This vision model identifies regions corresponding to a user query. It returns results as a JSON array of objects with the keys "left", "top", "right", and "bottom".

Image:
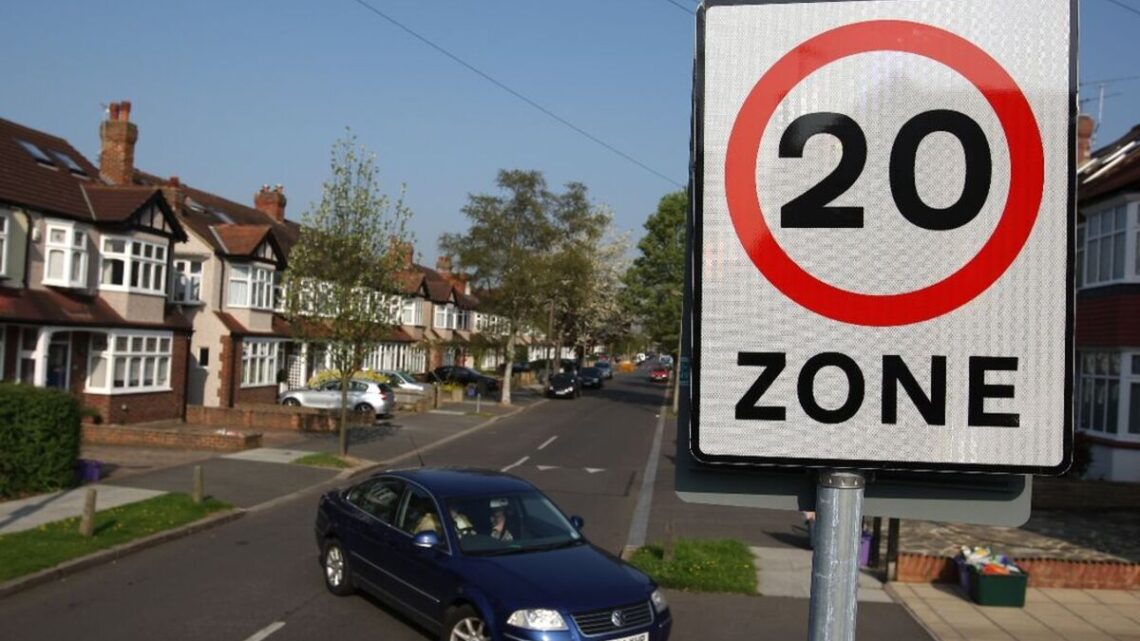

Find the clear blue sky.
[{"left": 1, "top": 1, "right": 1136, "bottom": 263}]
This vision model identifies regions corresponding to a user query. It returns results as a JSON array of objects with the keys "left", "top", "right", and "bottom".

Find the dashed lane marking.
[{"left": 501, "top": 456, "right": 529, "bottom": 472}]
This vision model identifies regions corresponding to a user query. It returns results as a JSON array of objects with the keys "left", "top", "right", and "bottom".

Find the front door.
[{"left": 46, "top": 333, "right": 71, "bottom": 390}]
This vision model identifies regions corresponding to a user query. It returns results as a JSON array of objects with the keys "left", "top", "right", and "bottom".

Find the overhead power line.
[
  {"left": 662, "top": 0, "right": 696, "bottom": 15},
  {"left": 1100, "top": 0, "right": 1140, "bottom": 19},
  {"left": 1080, "top": 75, "right": 1140, "bottom": 87},
  {"left": 347, "top": 0, "right": 684, "bottom": 188}
]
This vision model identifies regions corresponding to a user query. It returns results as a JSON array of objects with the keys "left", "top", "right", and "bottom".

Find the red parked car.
[{"left": 649, "top": 366, "right": 670, "bottom": 383}]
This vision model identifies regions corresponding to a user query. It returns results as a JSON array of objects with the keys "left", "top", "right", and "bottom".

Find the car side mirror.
[
  {"left": 570, "top": 515, "right": 585, "bottom": 530},
  {"left": 413, "top": 531, "right": 441, "bottom": 549}
]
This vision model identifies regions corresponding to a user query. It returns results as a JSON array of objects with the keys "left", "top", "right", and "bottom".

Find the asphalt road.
[{"left": 0, "top": 370, "right": 930, "bottom": 641}]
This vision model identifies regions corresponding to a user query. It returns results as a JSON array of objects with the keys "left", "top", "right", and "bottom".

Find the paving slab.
[
  {"left": 752, "top": 546, "right": 894, "bottom": 602},
  {"left": 891, "top": 583, "right": 1140, "bottom": 641},
  {"left": 0, "top": 484, "right": 166, "bottom": 534}
]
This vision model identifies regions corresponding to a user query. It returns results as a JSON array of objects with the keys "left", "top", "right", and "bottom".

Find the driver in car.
[{"left": 490, "top": 507, "right": 514, "bottom": 541}]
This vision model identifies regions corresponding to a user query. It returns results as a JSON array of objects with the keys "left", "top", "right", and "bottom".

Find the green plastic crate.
[{"left": 967, "top": 565, "right": 1028, "bottom": 607}]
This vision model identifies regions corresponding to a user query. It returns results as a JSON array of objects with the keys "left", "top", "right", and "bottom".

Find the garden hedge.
[{"left": 0, "top": 383, "right": 81, "bottom": 498}]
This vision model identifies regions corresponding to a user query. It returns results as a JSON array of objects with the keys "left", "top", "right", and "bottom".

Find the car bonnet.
[{"left": 459, "top": 544, "right": 651, "bottom": 614}]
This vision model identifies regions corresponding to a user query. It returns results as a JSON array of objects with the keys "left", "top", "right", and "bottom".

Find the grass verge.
[
  {"left": 629, "top": 538, "right": 757, "bottom": 594},
  {"left": 0, "top": 493, "right": 230, "bottom": 583},
  {"left": 293, "top": 452, "right": 352, "bottom": 469}
]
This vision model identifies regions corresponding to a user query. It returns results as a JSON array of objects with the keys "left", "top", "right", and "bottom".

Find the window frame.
[
  {"left": 1076, "top": 350, "right": 1140, "bottom": 443},
  {"left": 86, "top": 330, "right": 173, "bottom": 394},
  {"left": 42, "top": 221, "right": 89, "bottom": 288},
  {"left": 172, "top": 258, "right": 204, "bottom": 304},
  {"left": 228, "top": 263, "right": 277, "bottom": 310},
  {"left": 98, "top": 235, "right": 169, "bottom": 296},
  {"left": 402, "top": 298, "right": 423, "bottom": 326},
  {"left": 1078, "top": 201, "right": 1139, "bottom": 290},
  {"left": 0, "top": 210, "right": 9, "bottom": 277},
  {"left": 240, "top": 338, "right": 282, "bottom": 388}
]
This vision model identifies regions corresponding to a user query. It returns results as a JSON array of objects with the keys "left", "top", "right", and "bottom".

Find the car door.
[
  {"left": 387, "top": 483, "right": 454, "bottom": 625},
  {"left": 312, "top": 380, "right": 341, "bottom": 408},
  {"left": 340, "top": 477, "right": 405, "bottom": 595}
]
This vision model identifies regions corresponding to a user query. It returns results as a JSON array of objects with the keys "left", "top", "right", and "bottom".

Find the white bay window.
[
  {"left": 1077, "top": 351, "right": 1140, "bottom": 440},
  {"left": 242, "top": 339, "right": 281, "bottom": 387},
  {"left": 1078, "top": 201, "right": 1140, "bottom": 289},
  {"left": 229, "top": 263, "right": 276, "bottom": 310},
  {"left": 99, "top": 237, "right": 168, "bottom": 295},
  {"left": 87, "top": 331, "right": 172, "bottom": 393}
]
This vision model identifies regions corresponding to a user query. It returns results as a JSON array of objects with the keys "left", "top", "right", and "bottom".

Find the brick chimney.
[
  {"left": 161, "top": 176, "right": 185, "bottom": 215},
  {"left": 1077, "top": 114, "right": 1095, "bottom": 164},
  {"left": 99, "top": 100, "right": 138, "bottom": 186},
  {"left": 389, "top": 237, "right": 415, "bottom": 268},
  {"left": 254, "top": 184, "right": 287, "bottom": 222},
  {"left": 435, "top": 255, "right": 452, "bottom": 274}
]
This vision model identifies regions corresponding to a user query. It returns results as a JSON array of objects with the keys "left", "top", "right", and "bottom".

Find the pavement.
[{"left": 3, "top": 379, "right": 1140, "bottom": 641}]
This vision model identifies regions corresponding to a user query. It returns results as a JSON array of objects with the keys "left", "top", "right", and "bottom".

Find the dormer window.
[
  {"left": 43, "top": 222, "right": 88, "bottom": 288},
  {"left": 228, "top": 263, "right": 275, "bottom": 310},
  {"left": 99, "top": 236, "right": 167, "bottom": 295}
]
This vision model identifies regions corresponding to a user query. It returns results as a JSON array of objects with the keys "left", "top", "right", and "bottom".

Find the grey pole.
[{"left": 808, "top": 470, "right": 866, "bottom": 641}]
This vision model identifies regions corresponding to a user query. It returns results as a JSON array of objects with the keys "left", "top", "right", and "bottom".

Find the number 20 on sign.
[{"left": 692, "top": 0, "right": 1074, "bottom": 473}]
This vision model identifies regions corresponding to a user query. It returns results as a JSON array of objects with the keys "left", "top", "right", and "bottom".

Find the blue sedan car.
[{"left": 315, "top": 468, "right": 671, "bottom": 641}]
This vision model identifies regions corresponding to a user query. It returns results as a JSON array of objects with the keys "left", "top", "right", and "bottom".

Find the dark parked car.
[
  {"left": 578, "top": 367, "right": 604, "bottom": 389},
  {"left": 315, "top": 468, "right": 672, "bottom": 641},
  {"left": 546, "top": 371, "right": 581, "bottom": 398},
  {"left": 431, "top": 366, "right": 500, "bottom": 392}
]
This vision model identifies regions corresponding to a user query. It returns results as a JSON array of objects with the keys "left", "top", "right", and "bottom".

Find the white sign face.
[{"left": 693, "top": 0, "right": 1074, "bottom": 473}]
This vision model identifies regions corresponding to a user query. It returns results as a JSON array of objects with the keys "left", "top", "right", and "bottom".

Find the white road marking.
[
  {"left": 537, "top": 435, "right": 558, "bottom": 450},
  {"left": 501, "top": 456, "right": 529, "bottom": 472},
  {"left": 584, "top": 467, "right": 605, "bottom": 474},
  {"left": 536, "top": 465, "right": 560, "bottom": 471},
  {"left": 625, "top": 400, "right": 666, "bottom": 550},
  {"left": 242, "top": 622, "right": 285, "bottom": 641}
]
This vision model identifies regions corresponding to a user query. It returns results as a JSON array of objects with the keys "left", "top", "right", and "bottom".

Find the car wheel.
[
  {"left": 442, "top": 605, "right": 490, "bottom": 641},
  {"left": 283, "top": 398, "right": 301, "bottom": 407},
  {"left": 353, "top": 402, "right": 374, "bottom": 414},
  {"left": 322, "top": 538, "right": 354, "bottom": 596}
]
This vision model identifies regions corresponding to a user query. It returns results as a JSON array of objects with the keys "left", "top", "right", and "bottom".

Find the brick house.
[
  {"left": 1075, "top": 115, "right": 1140, "bottom": 481},
  {"left": 0, "top": 111, "right": 192, "bottom": 424},
  {"left": 2, "top": 102, "right": 521, "bottom": 422}
]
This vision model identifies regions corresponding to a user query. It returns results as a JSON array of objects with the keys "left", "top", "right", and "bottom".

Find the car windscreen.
[
  {"left": 580, "top": 367, "right": 601, "bottom": 376},
  {"left": 446, "top": 491, "right": 582, "bottom": 556}
]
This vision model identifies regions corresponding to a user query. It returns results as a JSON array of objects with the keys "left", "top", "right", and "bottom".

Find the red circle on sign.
[{"left": 725, "top": 20, "right": 1045, "bottom": 326}]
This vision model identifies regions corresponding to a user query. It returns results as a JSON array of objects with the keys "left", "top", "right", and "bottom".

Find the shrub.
[
  {"left": 305, "top": 368, "right": 391, "bottom": 389},
  {"left": 0, "top": 384, "right": 82, "bottom": 499}
]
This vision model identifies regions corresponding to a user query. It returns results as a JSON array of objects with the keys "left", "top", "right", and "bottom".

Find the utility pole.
[{"left": 545, "top": 298, "right": 555, "bottom": 383}]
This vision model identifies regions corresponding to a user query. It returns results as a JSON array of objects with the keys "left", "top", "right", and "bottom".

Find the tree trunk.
[
  {"left": 501, "top": 332, "right": 515, "bottom": 406},
  {"left": 339, "top": 373, "right": 350, "bottom": 457}
]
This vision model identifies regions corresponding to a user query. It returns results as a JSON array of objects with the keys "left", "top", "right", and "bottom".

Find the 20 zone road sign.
[{"left": 691, "top": 0, "right": 1075, "bottom": 473}]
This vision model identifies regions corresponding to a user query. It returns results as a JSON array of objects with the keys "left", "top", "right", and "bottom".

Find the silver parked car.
[
  {"left": 279, "top": 379, "right": 395, "bottom": 417},
  {"left": 376, "top": 369, "right": 426, "bottom": 393}
]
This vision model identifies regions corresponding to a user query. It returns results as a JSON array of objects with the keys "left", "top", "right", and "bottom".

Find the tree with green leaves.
[
  {"left": 442, "top": 169, "right": 601, "bottom": 405},
  {"left": 624, "top": 190, "right": 686, "bottom": 351},
  {"left": 283, "top": 132, "right": 413, "bottom": 456}
]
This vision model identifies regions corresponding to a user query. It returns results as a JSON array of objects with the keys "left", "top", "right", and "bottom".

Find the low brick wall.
[
  {"left": 82, "top": 425, "right": 261, "bottom": 451},
  {"left": 897, "top": 552, "right": 1140, "bottom": 590},
  {"left": 185, "top": 404, "right": 370, "bottom": 433}
]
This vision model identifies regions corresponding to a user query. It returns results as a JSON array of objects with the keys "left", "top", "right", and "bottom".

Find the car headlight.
[
  {"left": 507, "top": 609, "right": 567, "bottom": 631},
  {"left": 651, "top": 589, "right": 669, "bottom": 614}
]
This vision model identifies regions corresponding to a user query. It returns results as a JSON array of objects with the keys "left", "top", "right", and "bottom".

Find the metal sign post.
[{"left": 808, "top": 471, "right": 865, "bottom": 641}]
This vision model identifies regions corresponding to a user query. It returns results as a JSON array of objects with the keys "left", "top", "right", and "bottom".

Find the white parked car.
[
  {"left": 278, "top": 379, "right": 395, "bottom": 417},
  {"left": 377, "top": 369, "right": 426, "bottom": 393}
]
